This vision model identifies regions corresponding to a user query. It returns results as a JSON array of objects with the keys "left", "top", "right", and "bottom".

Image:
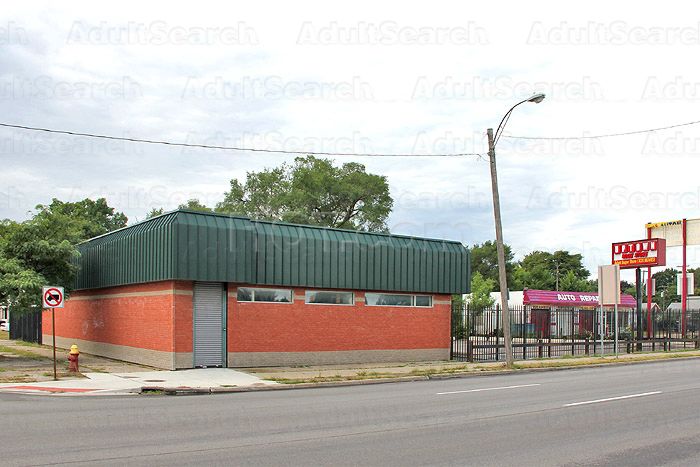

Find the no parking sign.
[{"left": 42, "top": 286, "right": 64, "bottom": 308}]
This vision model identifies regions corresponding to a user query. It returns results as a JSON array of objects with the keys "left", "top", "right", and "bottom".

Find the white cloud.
[{"left": 1, "top": 0, "right": 700, "bottom": 277}]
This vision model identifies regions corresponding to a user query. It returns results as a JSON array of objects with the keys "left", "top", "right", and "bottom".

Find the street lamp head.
[{"left": 527, "top": 93, "right": 546, "bottom": 104}]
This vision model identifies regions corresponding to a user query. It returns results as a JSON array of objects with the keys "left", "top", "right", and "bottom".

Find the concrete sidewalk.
[
  {"left": 4, "top": 329, "right": 700, "bottom": 396},
  {"left": 0, "top": 368, "right": 278, "bottom": 395}
]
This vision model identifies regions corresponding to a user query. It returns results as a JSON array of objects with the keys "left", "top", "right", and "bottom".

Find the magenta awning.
[{"left": 523, "top": 289, "right": 636, "bottom": 308}]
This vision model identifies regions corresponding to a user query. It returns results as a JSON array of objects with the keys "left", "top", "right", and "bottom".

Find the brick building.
[{"left": 44, "top": 210, "right": 470, "bottom": 369}]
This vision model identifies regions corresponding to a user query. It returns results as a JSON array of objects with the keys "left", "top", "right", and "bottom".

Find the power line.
[
  {"left": 0, "top": 122, "right": 484, "bottom": 158},
  {"left": 503, "top": 119, "right": 700, "bottom": 140},
  {"left": 4, "top": 117, "right": 698, "bottom": 156}
]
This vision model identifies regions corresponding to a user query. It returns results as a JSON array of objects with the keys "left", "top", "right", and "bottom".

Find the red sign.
[
  {"left": 523, "top": 289, "right": 636, "bottom": 308},
  {"left": 612, "top": 238, "right": 666, "bottom": 269},
  {"left": 42, "top": 286, "right": 64, "bottom": 308}
]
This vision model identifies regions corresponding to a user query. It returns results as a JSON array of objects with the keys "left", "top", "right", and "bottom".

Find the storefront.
[
  {"left": 44, "top": 210, "right": 470, "bottom": 369},
  {"left": 523, "top": 289, "right": 636, "bottom": 338}
]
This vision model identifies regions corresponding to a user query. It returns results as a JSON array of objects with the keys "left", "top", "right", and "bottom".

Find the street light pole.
[
  {"left": 487, "top": 93, "right": 545, "bottom": 368},
  {"left": 487, "top": 127, "right": 513, "bottom": 366}
]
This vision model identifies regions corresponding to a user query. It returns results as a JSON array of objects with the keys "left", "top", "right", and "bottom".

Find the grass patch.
[
  {"left": 0, "top": 345, "right": 45, "bottom": 360},
  {"left": 270, "top": 369, "right": 441, "bottom": 384},
  {"left": 15, "top": 340, "right": 43, "bottom": 348},
  {"left": 262, "top": 350, "right": 700, "bottom": 385},
  {"left": 0, "top": 331, "right": 8, "bottom": 340},
  {"left": 267, "top": 378, "right": 308, "bottom": 384},
  {"left": 0, "top": 374, "right": 37, "bottom": 383}
]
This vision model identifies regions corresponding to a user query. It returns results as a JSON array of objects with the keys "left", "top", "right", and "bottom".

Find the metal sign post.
[
  {"left": 42, "top": 286, "right": 64, "bottom": 381},
  {"left": 599, "top": 265, "right": 621, "bottom": 357},
  {"left": 614, "top": 301, "right": 618, "bottom": 357},
  {"left": 52, "top": 308, "right": 57, "bottom": 381},
  {"left": 599, "top": 304, "right": 603, "bottom": 354}
]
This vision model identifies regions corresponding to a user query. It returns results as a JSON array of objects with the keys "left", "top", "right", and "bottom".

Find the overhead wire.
[
  {"left": 3, "top": 118, "right": 700, "bottom": 156},
  {"left": 503, "top": 119, "right": 700, "bottom": 141},
  {"left": 0, "top": 123, "right": 484, "bottom": 158}
]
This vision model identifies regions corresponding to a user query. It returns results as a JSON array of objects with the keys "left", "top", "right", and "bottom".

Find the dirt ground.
[{"left": 0, "top": 331, "right": 156, "bottom": 383}]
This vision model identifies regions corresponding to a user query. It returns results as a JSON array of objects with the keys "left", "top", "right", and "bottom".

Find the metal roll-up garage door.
[{"left": 193, "top": 282, "right": 225, "bottom": 368}]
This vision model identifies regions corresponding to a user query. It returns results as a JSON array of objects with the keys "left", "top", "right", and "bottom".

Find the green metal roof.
[{"left": 75, "top": 210, "right": 470, "bottom": 294}]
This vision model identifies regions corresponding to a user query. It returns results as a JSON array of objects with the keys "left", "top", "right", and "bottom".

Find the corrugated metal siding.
[
  {"left": 73, "top": 210, "right": 470, "bottom": 294},
  {"left": 75, "top": 213, "right": 176, "bottom": 289},
  {"left": 173, "top": 212, "right": 253, "bottom": 283},
  {"left": 250, "top": 220, "right": 469, "bottom": 294}
]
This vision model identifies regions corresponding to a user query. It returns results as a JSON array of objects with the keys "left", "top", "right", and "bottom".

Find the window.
[
  {"left": 365, "top": 293, "right": 413, "bottom": 307},
  {"left": 305, "top": 291, "right": 354, "bottom": 305},
  {"left": 365, "top": 293, "right": 433, "bottom": 307},
  {"left": 415, "top": 295, "right": 433, "bottom": 307},
  {"left": 237, "top": 288, "right": 252, "bottom": 302},
  {"left": 237, "top": 287, "right": 292, "bottom": 303}
]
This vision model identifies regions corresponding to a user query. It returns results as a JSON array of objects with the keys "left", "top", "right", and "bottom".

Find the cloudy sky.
[{"left": 2, "top": 1, "right": 699, "bottom": 281}]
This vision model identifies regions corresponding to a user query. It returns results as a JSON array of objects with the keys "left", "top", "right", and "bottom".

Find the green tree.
[
  {"left": 468, "top": 271, "right": 495, "bottom": 310},
  {"left": 513, "top": 263, "right": 555, "bottom": 290},
  {"left": 514, "top": 250, "right": 590, "bottom": 291},
  {"left": 451, "top": 294, "right": 468, "bottom": 339},
  {"left": 586, "top": 279, "right": 598, "bottom": 292},
  {"left": 652, "top": 268, "right": 680, "bottom": 307},
  {"left": 0, "top": 218, "right": 78, "bottom": 309},
  {"left": 34, "top": 198, "right": 127, "bottom": 241},
  {"left": 217, "top": 167, "right": 288, "bottom": 221},
  {"left": 0, "top": 198, "right": 126, "bottom": 310},
  {"left": 559, "top": 270, "right": 595, "bottom": 292},
  {"left": 178, "top": 199, "right": 213, "bottom": 212},
  {"left": 620, "top": 280, "right": 636, "bottom": 298},
  {"left": 687, "top": 267, "right": 700, "bottom": 296},
  {"left": 550, "top": 250, "right": 589, "bottom": 280},
  {"left": 216, "top": 156, "right": 393, "bottom": 232},
  {"left": 0, "top": 253, "right": 45, "bottom": 309},
  {"left": 145, "top": 207, "right": 165, "bottom": 219},
  {"left": 470, "top": 241, "right": 514, "bottom": 290}
]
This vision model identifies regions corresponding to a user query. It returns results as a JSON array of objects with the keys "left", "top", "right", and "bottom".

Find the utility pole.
[
  {"left": 487, "top": 127, "right": 513, "bottom": 367},
  {"left": 486, "top": 93, "right": 545, "bottom": 368}
]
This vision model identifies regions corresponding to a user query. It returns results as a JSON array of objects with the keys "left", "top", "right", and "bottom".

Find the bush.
[
  {"left": 452, "top": 325, "right": 469, "bottom": 340},
  {"left": 656, "top": 316, "right": 678, "bottom": 332},
  {"left": 618, "top": 326, "right": 633, "bottom": 340}
]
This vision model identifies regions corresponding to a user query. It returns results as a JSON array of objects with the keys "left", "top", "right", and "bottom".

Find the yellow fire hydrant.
[{"left": 68, "top": 345, "right": 80, "bottom": 373}]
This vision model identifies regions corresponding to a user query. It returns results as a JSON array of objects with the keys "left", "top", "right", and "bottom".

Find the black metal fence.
[
  {"left": 9, "top": 308, "right": 42, "bottom": 344},
  {"left": 451, "top": 303, "right": 700, "bottom": 362}
]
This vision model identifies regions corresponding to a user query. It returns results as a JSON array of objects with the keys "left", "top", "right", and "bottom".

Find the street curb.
[
  {"left": 143, "top": 375, "right": 431, "bottom": 395},
  {"left": 143, "top": 353, "right": 700, "bottom": 396},
  {"left": 427, "top": 355, "right": 700, "bottom": 379}
]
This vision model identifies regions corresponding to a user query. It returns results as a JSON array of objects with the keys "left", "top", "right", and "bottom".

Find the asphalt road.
[{"left": 3, "top": 359, "right": 700, "bottom": 466}]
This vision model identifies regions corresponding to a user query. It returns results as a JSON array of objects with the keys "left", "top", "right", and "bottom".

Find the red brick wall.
[
  {"left": 46, "top": 280, "right": 449, "bottom": 359},
  {"left": 173, "top": 282, "right": 194, "bottom": 353},
  {"left": 43, "top": 281, "right": 193, "bottom": 353},
  {"left": 227, "top": 287, "right": 451, "bottom": 353}
]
